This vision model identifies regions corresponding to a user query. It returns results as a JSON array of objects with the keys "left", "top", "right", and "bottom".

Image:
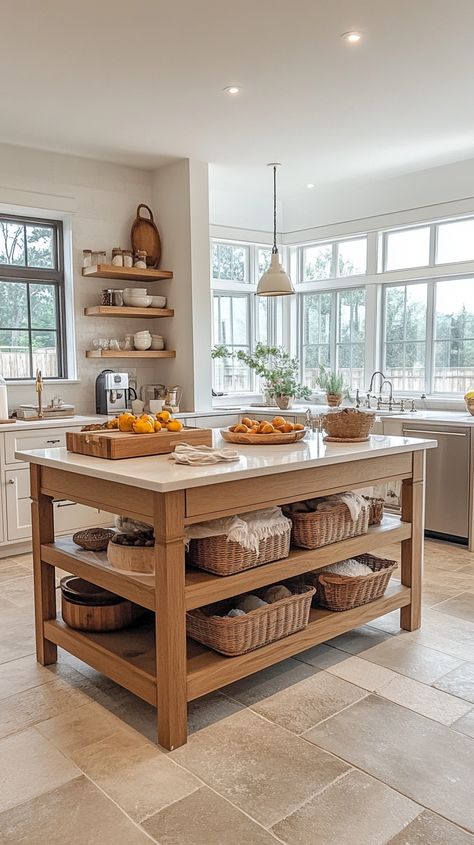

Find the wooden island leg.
[
  {"left": 30, "top": 464, "right": 57, "bottom": 665},
  {"left": 400, "top": 452, "right": 425, "bottom": 631},
  {"left": 154, "top": 489, "right": 187, "bottom": 750}
]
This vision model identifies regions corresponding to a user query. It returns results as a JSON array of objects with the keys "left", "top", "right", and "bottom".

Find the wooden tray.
[
  {"left": 66, "top": 426, "right": 212, "bottom": 460},
  {"left": 131, "top": 203, "right": 161, "bottom": 267},
  {"left": 220, "top": 428, "right": 307, "bottom": 445}
]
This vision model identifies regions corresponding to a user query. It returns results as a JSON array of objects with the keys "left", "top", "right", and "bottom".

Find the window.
[
  {"left": 212, "top": 293, "right": 251, "bottom": 392},
  {"left": 0, "top": 215, "right": 65, "bottom": 380},
  {"left": 301, "top": 288, "right": 366, "bottom": 389},
  {"left": 383, "top": 226, "right": 431, "bottom": 271},
  {"left": 212, "top": 242, "right": 249, "bottom": 282},
  {"left": 302, "top": 237, "right": 367, "bottom": 282},
  {"left": 436, "top": 219, "right": 474, "bottom": 265},
  {"left": 383, "top": 283, "right": 427, "bottom": 392},
  {"left": 433, "top": 278, "right": 474, "bottom": 393}
]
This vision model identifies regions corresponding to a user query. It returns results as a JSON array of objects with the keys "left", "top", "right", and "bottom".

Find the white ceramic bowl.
[
  {"left": 150, "top": 295, "right": 167, "bottom": 308},
  {"left": 123, "top": 294, "right": 152, "bottom": 308},
  {"left": 151, "top": 339, "right": 165, "bottom": 350},
  {"left": 124, "top": 288, "right": 147, "bottom": 296},
  {"left": 134, "top": 338, "right": 152, "bottom": 351}
]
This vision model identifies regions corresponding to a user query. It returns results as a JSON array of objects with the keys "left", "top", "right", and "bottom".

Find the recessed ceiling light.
[
  {"left": 223, "top": 85, "right": 240, "bottom": 95},
  {"left": 307, "top": 183, "right": 315, "bottom": 189},
  {"left": 341, "top": 31, "right": 362, "bottom": 44}
]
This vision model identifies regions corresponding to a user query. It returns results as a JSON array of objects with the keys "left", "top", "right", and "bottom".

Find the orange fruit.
[
  {"left": 241, "top": 417, "right": 253, "bottom": 428},
  {"left": 293, "top": 423, "right": 305, "bottom": 431},
  {"left": 272, "top": 416, "right": 286, "bottom": 427},
  {"left": 167, "top": 419, "right": 183, "bottom": 432},
  {"left": 157, "top": 410, "right": 171, "bottom": 422},
  {"left": 234, "top": 423, "right": 249, "bottom": 433},
  {"left": 132, "top": 418, "right": 155, "bottom": 434},
  {"left": 260, "top": 423, "right": 274, "bottom": 434},
  {"left": 153, "top": 420, "right": 162, "bottom": 432},
  {"left": 118, "top": 412, "right": 136, "bottom": 432}
]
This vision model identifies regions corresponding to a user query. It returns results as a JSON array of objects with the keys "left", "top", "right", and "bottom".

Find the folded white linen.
[{"left": 170, "top": 442, "right": 240, "bottom": 465}]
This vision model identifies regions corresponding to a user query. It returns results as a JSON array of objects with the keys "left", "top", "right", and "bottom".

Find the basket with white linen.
[
  {"left": 186, "top": 507, "right": 291, "bottom": 576},
  {"left": 186, "top": 581, "right": 315, "bottom": 655},
  {"left": 284, "top": 493, "right": 370, "bottom": 550},
  {"left": 305, "top": 554, "right": 397, "bottom": 611}
]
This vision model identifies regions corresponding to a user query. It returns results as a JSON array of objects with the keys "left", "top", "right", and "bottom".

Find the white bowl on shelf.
[
  {"left": 124, "top": 288, "right": 147, "bottom": 296},
  {"left": 151, "top": 338, "right": 165, "bottom": 350},
  {"left": 123, "top": 294, "right": 152, "bottom": 308},
  {"left": 150, "top": 295, "right": 167, "bottom": 308},
  {"left": 134, "top": 338, "right": 152, "bottom": 351}
]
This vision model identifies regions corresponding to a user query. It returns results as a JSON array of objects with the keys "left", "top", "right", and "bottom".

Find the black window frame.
[{"left": 0, "top": 213, "right": 67, "bottom": 380}]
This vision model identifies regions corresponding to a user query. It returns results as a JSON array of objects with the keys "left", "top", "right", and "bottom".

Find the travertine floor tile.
[
  {"left": 222, "top": 658, "right": 319, "bottom": 706},
  {"left": 0, "top": 676, "right": 93, "bottom": 738},
  {"left": 0, "top": 575, "right": 34, "bottom": 607},
  {"left": 0, "top": 728, "right": 80, "bottom": 813},
  {"left": 294, "top": 642, "right": 348, "bottom": 669},
  {"left": 0, "top": 606, "right": 35, "bottom": 664},
  {"left": 36, "top": 700, "right": 124, "bottom": 753},
  {"left": 451, "top": 709, "right": 474, "bottom": 739},
  {"left": 247, "top": 670, "right": 367, "bottom": 734},
  {"left": 367, "top": 610, "right": 402, "bottom": 634},
  {"left": 403, "top": 609, "right": 474, "bottom": 661},
  {"left": 72, "top": 727, "right": 200, "bottom": 822},
  {"left": 361, "top": 637, "right": 464, "bottom": 683},
  {"left": 325, "top": 654, "right": 396, "bottom": 691},
  {"left": 433, "top": 661, "right": 474, "bottom": 703},
  {"left": 322, "top": 624, "right": 393, "bottom": 655},
  {"left": 378, "top": 674, "right": 473, "bottom": 725},
  {"left": 172, "top": 709, "right": 348, "bottom": 827},
  {"left": 0, "top": 775, "right": 153, "bottom": 844},
  {"left": 187, "top": 691, "right": 244, "bottom": 733},
  {"left": 304, "top": 695, "right": 474, "bottom": 831},
  {"left": 387, "top": 809, "right": 474, "bottom": 844},
  {"left": 432, "top": 592, "right": 474, "bottom": 623},
  {"left": 142, "top": 786, "right": 280, "bottom": 844},
  {"left": 0, "top": 654, "right": 58, "bottom": 701},
  {"left": 272, "top": 769, "right": 420, "bottom": 845},
  {"left": 0, "top": 563, "right": 31, "bottom": 584}
]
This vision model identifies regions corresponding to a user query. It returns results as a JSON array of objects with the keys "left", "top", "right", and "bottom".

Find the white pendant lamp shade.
[
  {"left": 257, "top": 163, "right": 295, "bottom": 297},
  {"left": 257, "top": 252, "right": 295, "bottom": 296}
]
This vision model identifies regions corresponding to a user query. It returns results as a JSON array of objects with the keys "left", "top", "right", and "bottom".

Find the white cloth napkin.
[{"left": 170, "top": 443, "right": 240, "bottom": 465}]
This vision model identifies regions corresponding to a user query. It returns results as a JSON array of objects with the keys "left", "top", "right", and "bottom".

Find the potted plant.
[
  {"left": 316, "top": 367, "right": 348, "bottom": 407},
  {"left": 235, "top": 344, "right": 311, "bottom": 409}
]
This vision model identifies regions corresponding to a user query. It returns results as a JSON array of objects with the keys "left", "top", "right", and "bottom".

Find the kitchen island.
[{"left": 18, "top": 432, "right": 436, "bottom": 750}]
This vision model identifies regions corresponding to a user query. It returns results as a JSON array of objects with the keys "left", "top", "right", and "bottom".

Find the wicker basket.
[
  {"left": 321, "top": 408, "right": 375, "bottom": 440},
  {"left": 306, "top": 554, "right": 397, "bottom": 612},
  {"left": 72, "top": 528, "right": 115, "bottom": 551},
  {"left": 187, "top": 527, "right": 291, "bottom": 576},
  {"left": 186, "top": 582, "right": 315, "bottom": 655},
  {"left": 285, "top": 500, "right": 370, "bottom": 550},
  {"left": 363, "top": 496, "right": 385, "bottom": 525}
]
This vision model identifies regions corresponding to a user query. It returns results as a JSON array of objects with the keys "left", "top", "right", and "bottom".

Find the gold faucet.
[{"left": 35, "top": 369, "right": 44, "bottom": 419}]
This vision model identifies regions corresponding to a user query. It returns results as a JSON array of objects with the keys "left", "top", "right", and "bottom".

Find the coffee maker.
[{"left": 95, "top": 370, "right": 136, "bottom": 416}]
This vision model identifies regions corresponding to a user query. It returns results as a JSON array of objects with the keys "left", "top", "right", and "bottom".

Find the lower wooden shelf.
[
  {"left": 43, "top": 582, "right": 410, "bottom": 707},
  {"left": 86, "top": 350, "right": 176, "bottom": 359}
]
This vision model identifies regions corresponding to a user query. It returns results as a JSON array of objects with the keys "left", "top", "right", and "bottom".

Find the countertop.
[
  {"left": 0, "top": 415, "right": 103, "bottom": 432},
  {"left": 16, "top": 432, "right": 436, "bottom": 494}
]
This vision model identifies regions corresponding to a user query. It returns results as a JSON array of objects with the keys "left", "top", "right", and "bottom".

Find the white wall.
[{"left": 0, "top": 145, "right": 212, "bottom": 415}]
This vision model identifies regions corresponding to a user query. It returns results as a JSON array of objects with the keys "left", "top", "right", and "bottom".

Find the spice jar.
[
  {"left": 123, "top": 249, "right": 133, "bottom": 268},
  {"left": 112, "top": 248, "right": 123, "bottom": 267},
  {"left": 101, "top": 289, "right": 112, "bottom": 306},
  {"left": 134, "top": 250, "right": 147, "bottom": 269},
  {"left": 123, "top": 334, "right": 133, "bottom": 351},
  {"left": 111, "top": 289, "right": 124, "bottom": 307},
  {"left": 96, "top": 250, "right": 107, "bottom": 265},
  {"left": 82, "top": 249, "right": 92, "bottom": 268}
]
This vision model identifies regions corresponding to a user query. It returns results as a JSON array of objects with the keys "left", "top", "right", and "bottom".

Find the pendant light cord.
[{"left": 272, "top": 165, "right": 278, "bottom": 254}]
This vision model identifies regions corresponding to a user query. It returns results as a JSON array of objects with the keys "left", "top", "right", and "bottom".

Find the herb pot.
[
  {"left": 275, "top": 394, "right": 294, "bottom": 410},
  {"left": 326, "top": 393, "right": 342, "bottom": 407}
]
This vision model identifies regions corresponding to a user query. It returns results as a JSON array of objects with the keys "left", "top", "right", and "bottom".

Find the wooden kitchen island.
[{"left": 18, "top": 432, "right": 436, "bottom": 750}]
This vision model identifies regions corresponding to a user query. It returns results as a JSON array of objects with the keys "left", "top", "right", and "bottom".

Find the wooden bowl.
[
  {"left": 72, "top": 528, "right": 115, "bottom": 551},
  {"left": 220, "top": 428, "right": 307, "bottom": 446},
  {"left": 60, "top": 576, "right": 143, "bottom": 632},
  {"left": 107, "top": 540, "right": 155, "bottom": 573}
]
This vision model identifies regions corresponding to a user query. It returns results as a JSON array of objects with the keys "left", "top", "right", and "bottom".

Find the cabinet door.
[{"left": 5, "top": 467, "right": 113, "bottom": 542}]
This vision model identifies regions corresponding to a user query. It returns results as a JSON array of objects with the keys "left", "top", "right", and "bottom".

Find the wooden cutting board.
[
  {"left": 130, "top": 204, "right": 161, "bottom": 268},
  {"left": 66, "top": 427, "right": 212, "bottom": 460}
]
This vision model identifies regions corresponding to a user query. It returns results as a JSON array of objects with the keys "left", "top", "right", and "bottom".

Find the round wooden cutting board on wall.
[{"left": 131, "top": 204, "right": 162, "bottom": 267}]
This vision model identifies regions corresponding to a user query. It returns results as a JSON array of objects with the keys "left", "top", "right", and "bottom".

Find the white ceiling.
[{"left": 2, "top": 0, "right": 474, "bottom": 199}]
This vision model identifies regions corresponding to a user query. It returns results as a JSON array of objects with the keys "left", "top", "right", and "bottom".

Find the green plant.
[
  {"left": 211, "top": 343, "right": 311, "bottom": 399},
  {"left": 316, "top": 367, "right": 348, "bottom": 397}
]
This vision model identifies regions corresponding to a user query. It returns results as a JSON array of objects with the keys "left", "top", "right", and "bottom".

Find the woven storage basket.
[
  {"left": 321, "top": 409, "right": 375, "bottom": 440},
  {"left": 285, "top": 500, "right": 370, "bottom": 550},
  {"left": 187, "top": 527, "right": 290, "bottom": 576},
  {"left": 306, "top": 553, "right": 397, "bottom": 612},
  {"left": 363, "top": 496, "right": 385, "bottom": 525},
  {"left": 186, "top": 582, "right": 315, "bottom": 655},
  {"left": 72, "top": 528, "right": 115, "bottom": 551}
]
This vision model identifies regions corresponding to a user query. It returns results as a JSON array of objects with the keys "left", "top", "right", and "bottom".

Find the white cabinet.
[
  {"left": 194, "top": 414, "right": 239, "bottom": 428},
  {"left": 4, "top": 427, "right": 70, "bottom": 464}
]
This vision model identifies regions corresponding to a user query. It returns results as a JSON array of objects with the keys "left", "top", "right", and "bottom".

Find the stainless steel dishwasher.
[{"left": 402, "top": 423, "right": 470, "bottom": 543}]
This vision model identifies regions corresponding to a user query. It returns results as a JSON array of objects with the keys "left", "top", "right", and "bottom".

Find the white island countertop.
[{"left": 16, "top": 432, "right": 437, "bottom": 494}]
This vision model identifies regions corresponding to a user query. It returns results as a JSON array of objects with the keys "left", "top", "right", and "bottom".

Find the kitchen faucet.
[{"left": 358, "top": 370, "right": 406, "bottom": 412}]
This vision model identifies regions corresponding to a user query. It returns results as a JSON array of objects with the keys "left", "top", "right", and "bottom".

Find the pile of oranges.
[
  {"left": 229, "top": 416, "right": 305, "bottom": 435},
  {"left": 114, "top": 410, "right": 184, "bottom": 435}
]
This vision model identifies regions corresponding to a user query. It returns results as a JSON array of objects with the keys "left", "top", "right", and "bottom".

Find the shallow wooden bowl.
[
  {"left": 107, "top": 540, "right": 155, "bottom": 573},
  {"left": 220, "top": 428, "right": 307, "bottom": 445}
]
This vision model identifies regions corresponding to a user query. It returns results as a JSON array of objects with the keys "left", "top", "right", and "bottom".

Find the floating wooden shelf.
[
  {"left": 84, "top": 306, "right": 174, "bottom": 318},
  {"left": 86, "top": 350, "right": 176, "bottom": 359},
  {"left": 82, "top": 264, "right": 173, "bottom": 282},
  {"left": 43, "top": 581, "right": 410, "bottom": 706}
]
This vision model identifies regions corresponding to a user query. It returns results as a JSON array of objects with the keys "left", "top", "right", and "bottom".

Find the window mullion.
[{"left": 425, "top": 279, "right": 435, "bottom": 395}]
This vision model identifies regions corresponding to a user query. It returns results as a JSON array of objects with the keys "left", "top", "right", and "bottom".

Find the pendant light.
[{"left": 257, "top": 163, "right": 294, "bottom": 296}]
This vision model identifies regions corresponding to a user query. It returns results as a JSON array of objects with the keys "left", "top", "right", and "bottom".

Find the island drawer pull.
[{"left": 46, "top": 438, "right": 61, "bottom": 444}]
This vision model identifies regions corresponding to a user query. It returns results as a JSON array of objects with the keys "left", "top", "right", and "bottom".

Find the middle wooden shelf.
[
  {"left": 85, "top": 349, "right": 176, "bottom": 358},
  {"left": 84, "top": 306, "right": 174, "bottom": 318}
]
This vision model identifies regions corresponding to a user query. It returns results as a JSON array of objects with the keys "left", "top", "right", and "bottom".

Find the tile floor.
[{"left": 0, "top": 541, "right": 473, "bottom": 843}]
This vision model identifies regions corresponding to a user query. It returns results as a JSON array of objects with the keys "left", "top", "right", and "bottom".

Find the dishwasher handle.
[{"left": 403, "top": 428, "right": 468, "bottom": 437}]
